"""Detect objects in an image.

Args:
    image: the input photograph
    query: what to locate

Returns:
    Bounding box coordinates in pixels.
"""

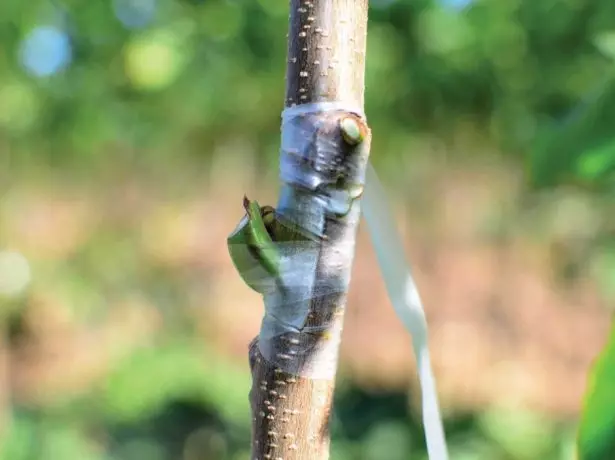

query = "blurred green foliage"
[578,323,615,460]
[1,0,614,458]
[1,0,615,185]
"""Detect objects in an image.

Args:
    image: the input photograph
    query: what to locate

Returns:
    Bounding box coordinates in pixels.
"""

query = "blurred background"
[1,0,614,458]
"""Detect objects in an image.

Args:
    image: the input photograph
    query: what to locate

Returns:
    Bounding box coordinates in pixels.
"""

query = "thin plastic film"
[279,102,365,192]
[258,102,366,380]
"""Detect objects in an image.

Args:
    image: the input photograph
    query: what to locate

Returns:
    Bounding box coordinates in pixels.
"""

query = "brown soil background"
[1,156,611,421]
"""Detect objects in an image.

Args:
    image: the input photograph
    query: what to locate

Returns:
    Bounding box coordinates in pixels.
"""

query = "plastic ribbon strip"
[363,163,449,460]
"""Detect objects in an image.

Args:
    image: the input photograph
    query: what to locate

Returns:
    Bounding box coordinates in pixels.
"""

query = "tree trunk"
[248,0,370,459]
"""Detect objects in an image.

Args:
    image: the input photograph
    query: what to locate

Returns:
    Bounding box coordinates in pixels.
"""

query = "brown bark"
[285,0,368,108]
[247,1,370,459]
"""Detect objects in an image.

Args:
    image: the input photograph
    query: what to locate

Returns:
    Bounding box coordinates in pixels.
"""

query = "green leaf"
[576,140,615,181]
[594,32,615,61]
[578,320,615,460]
[528,78,615,190]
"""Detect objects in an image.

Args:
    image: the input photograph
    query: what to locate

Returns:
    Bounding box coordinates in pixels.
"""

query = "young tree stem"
[248,1,370,459]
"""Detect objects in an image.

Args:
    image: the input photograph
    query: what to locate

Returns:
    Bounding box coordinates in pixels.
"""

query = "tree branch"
[285,0,368,107]
[247,1,370,459]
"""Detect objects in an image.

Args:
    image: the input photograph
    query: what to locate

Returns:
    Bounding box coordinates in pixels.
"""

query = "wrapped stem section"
[248,0,370,457]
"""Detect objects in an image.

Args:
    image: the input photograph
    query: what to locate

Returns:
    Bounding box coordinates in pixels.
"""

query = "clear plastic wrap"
[258,102,366,379]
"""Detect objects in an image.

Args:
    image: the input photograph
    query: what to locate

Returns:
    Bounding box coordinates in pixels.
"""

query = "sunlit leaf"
[593,32,615,60]
[578,321,615,460]
[576,140,615,181]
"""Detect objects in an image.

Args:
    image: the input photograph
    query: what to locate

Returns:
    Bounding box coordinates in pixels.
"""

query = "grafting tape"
[258,102,366,380]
